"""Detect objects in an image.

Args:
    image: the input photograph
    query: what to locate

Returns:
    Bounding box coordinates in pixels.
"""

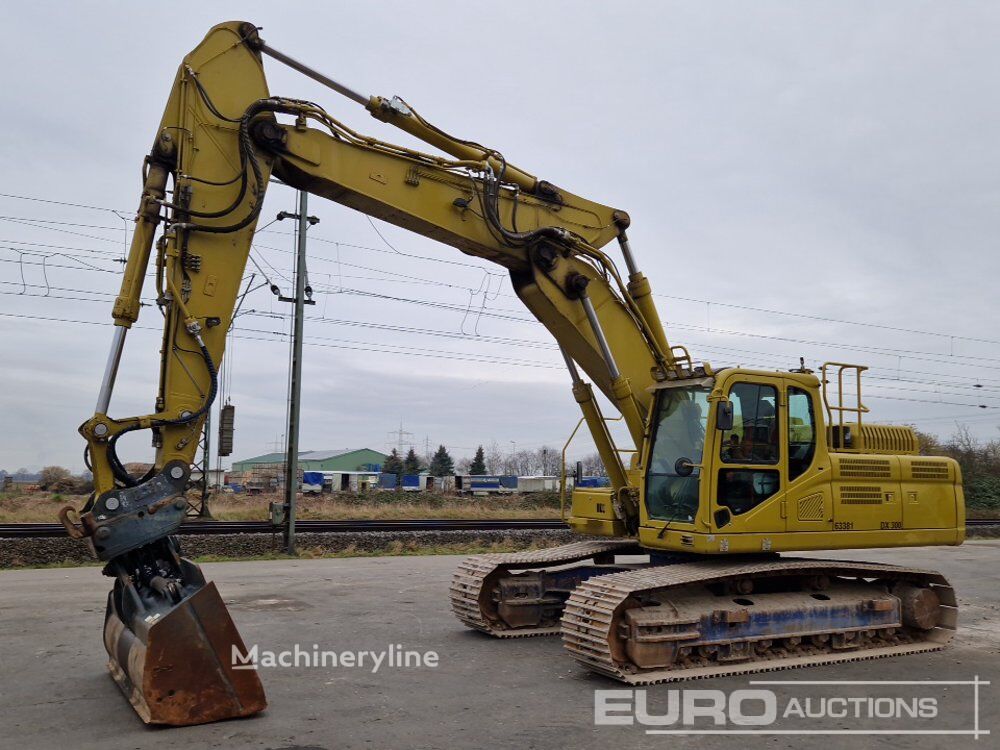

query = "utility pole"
[199,410,212,517]
[278,191,317,555]
[186,412,213,518]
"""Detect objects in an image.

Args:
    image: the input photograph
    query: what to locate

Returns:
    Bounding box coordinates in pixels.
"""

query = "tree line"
[380,443,607,479]
[916,426,1000,509]
[21,424,998,505]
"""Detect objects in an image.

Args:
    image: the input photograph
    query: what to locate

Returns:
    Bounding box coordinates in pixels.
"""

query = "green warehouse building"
[231,448,388,474]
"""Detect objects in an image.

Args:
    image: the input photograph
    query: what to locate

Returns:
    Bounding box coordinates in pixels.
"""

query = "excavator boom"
[66,21,679,725]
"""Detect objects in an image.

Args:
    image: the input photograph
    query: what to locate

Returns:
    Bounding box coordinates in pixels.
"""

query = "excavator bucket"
[103,553,266,726]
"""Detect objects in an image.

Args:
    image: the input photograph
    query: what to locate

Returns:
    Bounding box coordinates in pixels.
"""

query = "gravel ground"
[3,544,999,749]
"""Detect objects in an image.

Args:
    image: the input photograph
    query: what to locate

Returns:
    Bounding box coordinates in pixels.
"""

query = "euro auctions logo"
[596,688,781,727]
[595,678,990,739]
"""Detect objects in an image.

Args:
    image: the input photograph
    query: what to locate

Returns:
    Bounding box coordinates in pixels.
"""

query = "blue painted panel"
[691,600,898,645]
[302,471,325,486]
[471,476,502,490]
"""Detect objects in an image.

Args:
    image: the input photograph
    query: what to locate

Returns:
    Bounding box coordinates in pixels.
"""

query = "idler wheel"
[894,583,941,630]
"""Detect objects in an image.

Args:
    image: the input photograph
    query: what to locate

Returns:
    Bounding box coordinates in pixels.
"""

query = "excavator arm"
[64,21,688,726]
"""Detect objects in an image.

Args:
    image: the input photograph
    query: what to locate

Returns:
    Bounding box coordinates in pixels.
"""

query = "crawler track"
[561,558,956,683]
[450,539,643,637]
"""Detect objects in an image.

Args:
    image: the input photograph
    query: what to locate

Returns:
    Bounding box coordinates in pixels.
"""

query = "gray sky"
[1,1,998,473]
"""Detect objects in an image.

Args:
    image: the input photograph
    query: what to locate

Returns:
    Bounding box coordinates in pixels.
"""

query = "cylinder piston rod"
[617,231,639,277]
[96,326,127,414]
[254,35,540,195]
[579,292,622,381]
[257,42,369,106]
[559,345,583,384]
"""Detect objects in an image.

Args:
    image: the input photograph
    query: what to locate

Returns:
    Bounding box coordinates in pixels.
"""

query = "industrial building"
[230,448,387,474]
[0,470,42,490]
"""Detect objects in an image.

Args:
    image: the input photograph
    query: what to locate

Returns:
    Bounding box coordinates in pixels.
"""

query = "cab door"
[783,382,833,532]
[710,378,786,535]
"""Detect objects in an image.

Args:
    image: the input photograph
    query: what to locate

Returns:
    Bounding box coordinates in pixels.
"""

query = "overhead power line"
[657,293,1000,348]
[0,239,124,257]
[0,191,992,346]
[2,196,998,416]
[3,251,1000,389]
[0,247,982,385]
[1,309,997,414]
[0,195,994,350]
[249,309,1000,395]
[0,191,130,213]
[4,262,1000,400]
[0,216,125,232]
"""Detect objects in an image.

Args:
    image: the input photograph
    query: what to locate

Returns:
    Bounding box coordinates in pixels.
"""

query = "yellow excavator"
[63,21,963,726]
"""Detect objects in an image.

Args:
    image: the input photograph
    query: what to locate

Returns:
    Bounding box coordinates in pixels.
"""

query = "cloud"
[1,1,997,472]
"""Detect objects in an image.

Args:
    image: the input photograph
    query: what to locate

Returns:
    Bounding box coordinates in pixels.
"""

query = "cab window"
[720,382,778,465]
[787,386,816,480]
[645,386,710,523]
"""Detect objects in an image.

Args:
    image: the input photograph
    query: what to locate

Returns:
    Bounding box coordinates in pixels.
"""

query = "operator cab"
[642,369,820,535]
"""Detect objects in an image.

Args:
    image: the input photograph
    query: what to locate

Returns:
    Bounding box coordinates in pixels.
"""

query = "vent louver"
[910,460,949,480]
[839,485,883,504]
[839,457,891,479]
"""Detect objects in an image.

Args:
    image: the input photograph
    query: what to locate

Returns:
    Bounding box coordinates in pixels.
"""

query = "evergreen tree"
[429,445,455,477]
[383,448,404,478]
[403,447,422,475]
[469,445,487,475]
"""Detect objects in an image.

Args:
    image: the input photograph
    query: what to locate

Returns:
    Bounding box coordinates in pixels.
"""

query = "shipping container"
[516,476,559,493]
[576,476,611,488]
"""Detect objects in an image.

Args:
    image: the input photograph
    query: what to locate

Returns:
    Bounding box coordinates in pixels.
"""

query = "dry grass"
[0,492,79,523]
[966,507,1000,520]
[211,491,561,521]
[2,537,565,569]
[8,488,999,524]
[194,537,563,564]
[0,489,563,523]
[8,489,999,525]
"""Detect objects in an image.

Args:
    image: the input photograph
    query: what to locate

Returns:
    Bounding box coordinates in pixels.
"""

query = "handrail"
[559,414,629,520]
[820,362,870,450]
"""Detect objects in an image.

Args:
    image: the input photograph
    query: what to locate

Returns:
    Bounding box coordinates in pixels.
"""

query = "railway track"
[2,518,996,538]
[0,518,570,538]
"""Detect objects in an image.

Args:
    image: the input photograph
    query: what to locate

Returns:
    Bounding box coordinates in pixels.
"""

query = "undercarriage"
[452,542,956,681]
